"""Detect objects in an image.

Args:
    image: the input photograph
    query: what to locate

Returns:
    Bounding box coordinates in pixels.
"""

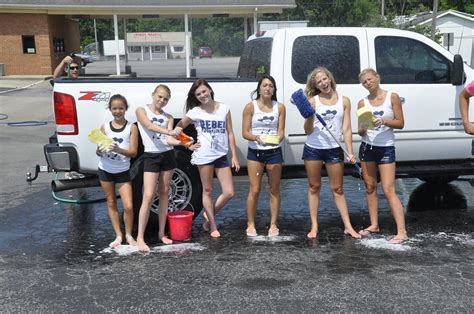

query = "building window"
[53,38,65,53]
[152,46,163,53]
[129,46,141,53]
[22,35,36,54]
[173,46,184,52]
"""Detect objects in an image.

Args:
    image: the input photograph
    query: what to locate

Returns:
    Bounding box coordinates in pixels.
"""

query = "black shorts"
[98,168,131,183]
[143,150,177,173]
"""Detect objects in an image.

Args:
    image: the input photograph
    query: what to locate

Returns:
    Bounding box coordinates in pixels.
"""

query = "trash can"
[190,68,196,77]
[125,65,132,74]
[167,211,194,241]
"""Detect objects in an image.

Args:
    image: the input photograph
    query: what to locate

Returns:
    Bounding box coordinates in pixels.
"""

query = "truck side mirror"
[451,54,465,85]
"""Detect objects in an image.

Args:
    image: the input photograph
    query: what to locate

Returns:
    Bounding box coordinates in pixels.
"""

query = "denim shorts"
[203,155,230,168]
[302,145,344,163]
[98,168,131,183]
[143,150,177,172]
[359,142,396,164]
[247,147,283,164]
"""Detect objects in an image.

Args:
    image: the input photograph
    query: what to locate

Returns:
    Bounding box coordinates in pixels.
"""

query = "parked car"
[198,46,213,58]
[72,52,93,67]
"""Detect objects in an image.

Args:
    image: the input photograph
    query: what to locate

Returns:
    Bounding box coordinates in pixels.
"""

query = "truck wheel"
[131,150,203,227]
[151,150,202,216]
[418,176,458,184]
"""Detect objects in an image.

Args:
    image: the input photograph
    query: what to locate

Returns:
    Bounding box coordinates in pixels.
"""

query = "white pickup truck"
[44,27,474,216]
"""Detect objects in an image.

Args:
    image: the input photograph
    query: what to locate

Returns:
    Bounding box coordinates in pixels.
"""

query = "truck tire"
[417,175,458,184]
[131,150,203,230]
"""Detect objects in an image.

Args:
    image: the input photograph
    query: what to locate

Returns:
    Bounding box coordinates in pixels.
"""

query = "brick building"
[0,0,295,76]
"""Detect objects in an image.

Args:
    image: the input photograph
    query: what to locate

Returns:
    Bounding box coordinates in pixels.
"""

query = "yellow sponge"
[88,128,114,151]
[263,135,280,145]
[357,107,375,129]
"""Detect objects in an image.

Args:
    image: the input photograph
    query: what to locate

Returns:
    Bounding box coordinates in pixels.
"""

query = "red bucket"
[167,211,194,241]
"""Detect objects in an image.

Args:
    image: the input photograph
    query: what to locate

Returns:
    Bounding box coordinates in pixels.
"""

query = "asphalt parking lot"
[0,66,473,312]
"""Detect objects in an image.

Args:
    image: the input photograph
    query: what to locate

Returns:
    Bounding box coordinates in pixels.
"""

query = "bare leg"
[359,161,380,236]
[116,182,136,246]
[212,166,235,236]
[136,171,159,252]
[198,165,220,237]
[246,160,264,236]
[213,166,235,214]
[379,163,408,243]
[326,162,360,238]
[266,163,282,236]
[157,170,173,245]
[305,160,323,238]
[100,180,123,248]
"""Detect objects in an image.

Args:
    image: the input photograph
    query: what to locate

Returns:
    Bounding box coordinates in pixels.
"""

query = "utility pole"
[381,0,385,17]
[94,18,99,56]
[431,0,439,41]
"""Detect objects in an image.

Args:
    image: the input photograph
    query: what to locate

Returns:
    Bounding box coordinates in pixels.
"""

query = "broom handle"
[315,113,362,175]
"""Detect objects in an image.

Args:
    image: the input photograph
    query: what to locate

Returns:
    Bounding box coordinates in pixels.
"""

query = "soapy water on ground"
[99,242,206,256]
[94,232,472,257]
[247,235,297,242]
[358,232,473,251]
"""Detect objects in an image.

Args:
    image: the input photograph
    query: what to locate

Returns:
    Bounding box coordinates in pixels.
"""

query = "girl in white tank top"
[302,67,360,239]
[357,68,408,244]
[242,75,286,237]
[96,94,138,249]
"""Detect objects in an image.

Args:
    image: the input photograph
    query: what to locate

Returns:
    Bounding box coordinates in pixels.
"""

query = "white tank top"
[306,93,344,149]
[98,121,131,174]
[248,100,280,150]
[361,92,395,147]
[186,103,229,165]
[137,105,173,153]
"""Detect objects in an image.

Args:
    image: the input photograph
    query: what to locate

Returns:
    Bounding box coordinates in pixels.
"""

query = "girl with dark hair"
[242,75,286,237]
[96,94,138,248]
[177,79,240,238]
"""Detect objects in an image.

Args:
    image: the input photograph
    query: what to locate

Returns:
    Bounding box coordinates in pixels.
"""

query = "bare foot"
[388,235,408,244]
[268,226,279,237]
[125,234,137,246]
[246,228,257,237]
[307,230,318,239]
[160,236,173,245]
[210,230,221,238]
[344,229,362,239]
[358,226,380,236]
[137,240,150,252]
[109,235,122,248]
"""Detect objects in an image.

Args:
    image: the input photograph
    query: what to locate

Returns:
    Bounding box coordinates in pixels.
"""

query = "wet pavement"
[1,77,474,312]
[1,175,473,312]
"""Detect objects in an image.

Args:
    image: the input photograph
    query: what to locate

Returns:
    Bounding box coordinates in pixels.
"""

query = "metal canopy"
[1,0,296,77]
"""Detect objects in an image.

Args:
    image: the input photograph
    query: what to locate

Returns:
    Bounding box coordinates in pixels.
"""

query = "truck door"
[365,29,471,162]
[282,28,370,166]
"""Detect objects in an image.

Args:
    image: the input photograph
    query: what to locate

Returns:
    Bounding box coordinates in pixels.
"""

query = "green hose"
[51,171,110,204]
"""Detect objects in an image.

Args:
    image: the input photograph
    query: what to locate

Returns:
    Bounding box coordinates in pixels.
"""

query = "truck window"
[291,36,360,84]
[237,38,272,79]
[375,36,451,84]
